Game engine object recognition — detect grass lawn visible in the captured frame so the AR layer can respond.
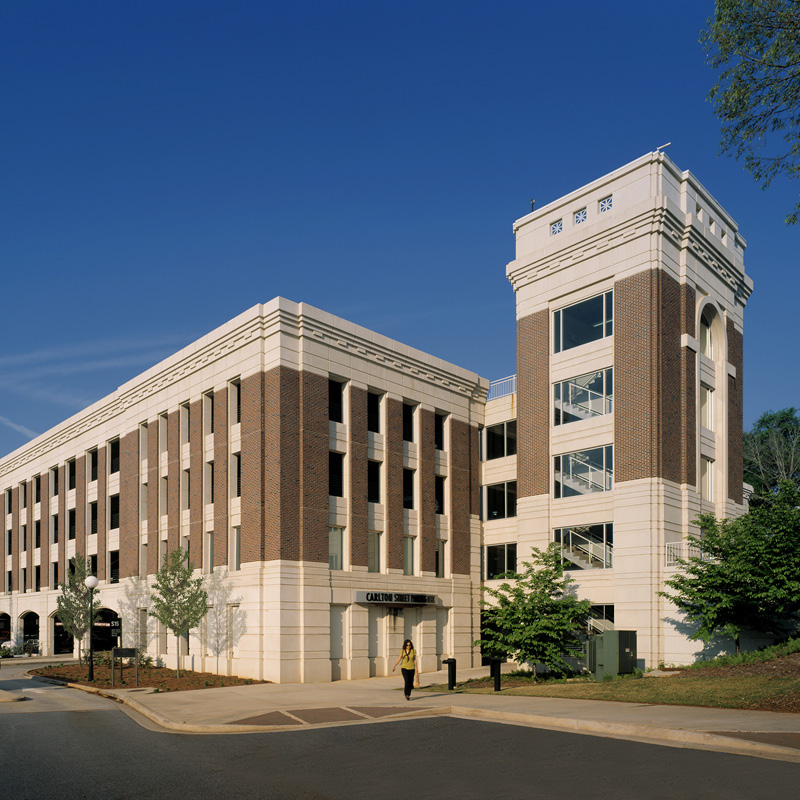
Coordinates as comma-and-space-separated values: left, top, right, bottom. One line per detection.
423, 647, 800, 713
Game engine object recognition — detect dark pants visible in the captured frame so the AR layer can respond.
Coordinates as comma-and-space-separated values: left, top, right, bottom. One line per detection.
401, 668, 415, 698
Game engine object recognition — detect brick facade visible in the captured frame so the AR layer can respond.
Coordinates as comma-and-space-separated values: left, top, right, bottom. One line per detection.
119, 430, 139, 579
147, 418, 160, 576
419, 409, 436, 574
349, 386, 369, 568
450, 418, 474, 576
212, 386, 229, 567
167, 410, 180, 553
615, 268, 687, 484
299, 371, 328, 563
681, 284, 697, 486
385, 398, 404, 571
97, 447, 107, 581
241, 372, 264, 564
40, 473, 49, 588
517, 310, 550, 498
189, 400, 203, 566
75, 456, 86, 557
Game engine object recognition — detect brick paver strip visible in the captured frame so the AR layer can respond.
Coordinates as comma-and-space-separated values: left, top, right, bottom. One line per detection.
288, 707, 366, 723
348, 706, 431, 718
227, 711, 303, 726
707, 731, 800, 751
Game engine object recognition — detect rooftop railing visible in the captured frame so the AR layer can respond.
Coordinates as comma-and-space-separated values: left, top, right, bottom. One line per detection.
487, 374, 516, 401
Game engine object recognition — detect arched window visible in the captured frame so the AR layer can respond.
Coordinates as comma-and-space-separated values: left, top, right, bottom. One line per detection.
699, 308, 714, 358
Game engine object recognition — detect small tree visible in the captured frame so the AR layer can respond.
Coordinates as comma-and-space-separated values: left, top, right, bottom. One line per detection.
204, 569, 247, 675
149, 548, 208, 677
56, 556, 99, 666
661, 482, 800, 654
475, 543, 591, 680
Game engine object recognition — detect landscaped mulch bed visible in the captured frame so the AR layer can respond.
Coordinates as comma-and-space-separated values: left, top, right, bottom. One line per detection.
31, 663, 268, 692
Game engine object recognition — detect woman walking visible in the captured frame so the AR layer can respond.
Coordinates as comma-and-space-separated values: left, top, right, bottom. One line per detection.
392, 639, 421, 700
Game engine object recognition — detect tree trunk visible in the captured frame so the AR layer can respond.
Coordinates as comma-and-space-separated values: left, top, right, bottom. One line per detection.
175, 633, 181, 678
734, 635, 741, 655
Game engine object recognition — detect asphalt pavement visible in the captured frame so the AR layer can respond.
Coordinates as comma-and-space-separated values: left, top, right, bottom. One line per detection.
5, 657, 800, 764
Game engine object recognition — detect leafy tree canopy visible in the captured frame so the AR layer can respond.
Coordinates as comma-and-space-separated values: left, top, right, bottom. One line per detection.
661, 481, 800, 653
149, 547, 208, 677
475, 543, 591, 679
56, 556, 99, 665
744, 407, 800, 498
702, 0, 800, 224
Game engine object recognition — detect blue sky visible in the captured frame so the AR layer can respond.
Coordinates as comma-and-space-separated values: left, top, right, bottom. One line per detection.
1, 1, 797, 457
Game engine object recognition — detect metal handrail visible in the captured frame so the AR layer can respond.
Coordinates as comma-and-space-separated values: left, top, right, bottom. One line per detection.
487, 375, 516, 400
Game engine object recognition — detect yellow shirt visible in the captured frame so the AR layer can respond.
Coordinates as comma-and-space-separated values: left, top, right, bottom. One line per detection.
400, 649, 417, 669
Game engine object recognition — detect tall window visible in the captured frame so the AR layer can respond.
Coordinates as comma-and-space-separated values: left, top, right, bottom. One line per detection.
484, 421, 516, 460
50, 468, 59, 496
109, 495, 120, 530
329, 452, 344, 497
109, 439, 120, 474
109, 551, 120, 583
434, 413, 446, 451
367, 392, 381, 433
34, 520, 40, 549
700, 457, 714, 501
34, 475, 41, 504
403, 469, 414, 509
554, 446, 613, 497
329, 379, 344, 423
435, 540, 445, 578
21, 482, 27, 508
367, 461, 380, 504
368, 530, 381, 573
232, 454, 242, 498
554, 523, 613, 570
699, 309, 715, 358
68, 460, 77, 491
328, 526, 343, 570
231, 526, 241, 571
180, 403, 191, 445
90, 502, 98, 535
229, 378, 242, 425
700, 385, 713, 430
203, 392, 215, 436
434, 476, 445, 515
68, 509, 76, 540
89, 449, 99, 482
485, 543, 517, 579
553, 291, 613, 353
554, 369, 613, 425
403, 536, 414, 576
402, 403, 415, 442
484, 481, 517, 520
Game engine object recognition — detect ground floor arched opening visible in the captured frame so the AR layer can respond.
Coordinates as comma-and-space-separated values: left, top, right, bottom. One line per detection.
0, 612, 10, 645
91, 608, 120, 653
21, 612, 39, 646
51, 613, 74, 655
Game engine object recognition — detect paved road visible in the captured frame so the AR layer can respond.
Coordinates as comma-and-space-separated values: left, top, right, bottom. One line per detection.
3, 665, 800, 800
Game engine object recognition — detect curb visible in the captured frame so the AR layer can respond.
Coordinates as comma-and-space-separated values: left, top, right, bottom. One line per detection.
25, 673, 800, 762
0, 689, 27, 703
447, 706, 800, 763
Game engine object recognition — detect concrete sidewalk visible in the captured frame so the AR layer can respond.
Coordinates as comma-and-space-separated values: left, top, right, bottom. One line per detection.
30, 663, 800, 763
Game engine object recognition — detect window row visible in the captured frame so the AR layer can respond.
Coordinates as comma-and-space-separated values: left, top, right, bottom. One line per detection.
329, 455, 447, 513
328, 380, 447, 450
3, 550, 121, 595
328, 526, 447, 578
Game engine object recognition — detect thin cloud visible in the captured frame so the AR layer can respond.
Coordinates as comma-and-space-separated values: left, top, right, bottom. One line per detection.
0, 415, 38, 440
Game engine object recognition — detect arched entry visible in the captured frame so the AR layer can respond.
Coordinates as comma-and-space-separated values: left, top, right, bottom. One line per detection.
91, 608, 120, 653
0, 612, 10, 645
51, 612, 74, 655
21, 612, 39, 645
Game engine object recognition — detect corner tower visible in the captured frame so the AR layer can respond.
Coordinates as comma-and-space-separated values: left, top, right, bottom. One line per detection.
506, 151, 753, 665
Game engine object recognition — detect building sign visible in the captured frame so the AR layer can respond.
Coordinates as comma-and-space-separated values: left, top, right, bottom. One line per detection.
110, 619, 121, 640
355, 591, 437, 606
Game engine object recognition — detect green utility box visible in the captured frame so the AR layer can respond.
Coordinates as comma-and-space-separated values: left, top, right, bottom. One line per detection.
588, 631, 637, 681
